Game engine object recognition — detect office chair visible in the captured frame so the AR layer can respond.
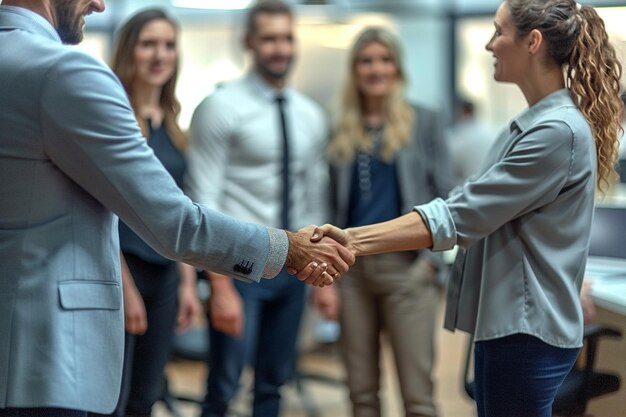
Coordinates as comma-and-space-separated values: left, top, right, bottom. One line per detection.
158, 275, 217, 417
462, 324, 622, 416
159, 276, 344, 417
161, 326, 345, 417
159, 325, 208, 417
293, 340, 347, 417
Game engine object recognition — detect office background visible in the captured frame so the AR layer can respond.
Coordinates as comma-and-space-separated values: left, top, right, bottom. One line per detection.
72, 0, 626, 132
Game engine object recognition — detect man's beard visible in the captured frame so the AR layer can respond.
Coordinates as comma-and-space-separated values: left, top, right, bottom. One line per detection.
55, 1, 83, 45
257, 57, 293, 81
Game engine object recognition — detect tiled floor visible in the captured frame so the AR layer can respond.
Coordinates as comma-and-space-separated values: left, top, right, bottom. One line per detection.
155, 298, 476, 417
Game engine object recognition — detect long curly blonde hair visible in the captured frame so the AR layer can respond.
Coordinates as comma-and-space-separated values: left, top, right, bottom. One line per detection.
507, 0, 623, 192
328, 27, 414, 164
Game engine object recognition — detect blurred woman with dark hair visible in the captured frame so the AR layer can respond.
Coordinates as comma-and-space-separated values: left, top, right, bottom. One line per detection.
108, 9, 201, 417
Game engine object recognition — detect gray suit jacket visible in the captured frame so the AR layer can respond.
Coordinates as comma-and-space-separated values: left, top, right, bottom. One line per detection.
0, 6, 286, 413
332, 104, 455, 226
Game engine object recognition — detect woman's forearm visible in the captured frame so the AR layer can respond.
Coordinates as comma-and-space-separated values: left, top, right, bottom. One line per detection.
346, 211, 433, 256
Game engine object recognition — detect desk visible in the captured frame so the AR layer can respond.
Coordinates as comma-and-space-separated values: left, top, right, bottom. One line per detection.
587, 258, 626, 316
585, 257, 626, 416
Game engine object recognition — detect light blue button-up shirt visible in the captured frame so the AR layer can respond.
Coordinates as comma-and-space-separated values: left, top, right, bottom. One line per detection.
416, 89, 595, 348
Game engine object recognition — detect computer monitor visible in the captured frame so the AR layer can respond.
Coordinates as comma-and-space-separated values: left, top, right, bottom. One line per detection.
588, 206, 626, 259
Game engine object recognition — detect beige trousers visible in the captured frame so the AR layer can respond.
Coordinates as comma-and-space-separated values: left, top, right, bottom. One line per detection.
339, 252, 439, 417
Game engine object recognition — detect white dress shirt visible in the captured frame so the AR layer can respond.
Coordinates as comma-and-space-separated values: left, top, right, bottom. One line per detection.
186, 72, 329, 229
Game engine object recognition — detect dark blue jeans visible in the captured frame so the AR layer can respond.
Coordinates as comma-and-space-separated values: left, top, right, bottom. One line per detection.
0, 409, 86, 417
202, 269, 305, 417
474, 333, 580, 417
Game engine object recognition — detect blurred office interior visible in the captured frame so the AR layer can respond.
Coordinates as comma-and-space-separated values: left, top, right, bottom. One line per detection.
73, 0, 626, 131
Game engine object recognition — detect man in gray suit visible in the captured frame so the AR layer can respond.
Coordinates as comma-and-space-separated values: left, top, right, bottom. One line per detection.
0, 1, 353, 416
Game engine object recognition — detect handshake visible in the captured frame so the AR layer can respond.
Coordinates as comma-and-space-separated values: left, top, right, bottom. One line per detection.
284, 224, 355, 287
283, 211, 431, 286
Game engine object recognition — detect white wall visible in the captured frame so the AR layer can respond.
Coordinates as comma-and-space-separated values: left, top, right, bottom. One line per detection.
397, 15, 451, 113
456, 6, 626, 128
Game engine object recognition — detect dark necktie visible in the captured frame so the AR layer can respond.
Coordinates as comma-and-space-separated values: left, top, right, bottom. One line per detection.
276, 95, 290, 230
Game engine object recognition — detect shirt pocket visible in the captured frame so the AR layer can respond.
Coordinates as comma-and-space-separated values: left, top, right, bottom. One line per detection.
58, 280, 121, 310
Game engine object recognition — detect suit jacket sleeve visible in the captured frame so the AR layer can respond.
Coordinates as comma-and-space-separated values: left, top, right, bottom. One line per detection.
416, 106, 456, 278
39, 50, 287, 282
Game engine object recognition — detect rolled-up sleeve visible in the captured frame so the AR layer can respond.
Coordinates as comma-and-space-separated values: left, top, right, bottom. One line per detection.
414, 198, 457, 251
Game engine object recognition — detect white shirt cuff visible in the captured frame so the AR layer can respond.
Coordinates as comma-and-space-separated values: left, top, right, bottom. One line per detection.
263, 227, 288, 278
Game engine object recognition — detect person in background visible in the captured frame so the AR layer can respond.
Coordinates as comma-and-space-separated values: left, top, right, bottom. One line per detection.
105, 9, 201, 417
310, 1, 623, 417
445, 97, 497, 184
0, 0, 353, 415
185, 1, 330, 416
313, 27, 455, 417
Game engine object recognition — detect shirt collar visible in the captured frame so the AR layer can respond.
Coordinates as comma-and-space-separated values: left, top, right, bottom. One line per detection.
510, 88, 574, 134
246, 70, 292, 102
0, 5, 61, 43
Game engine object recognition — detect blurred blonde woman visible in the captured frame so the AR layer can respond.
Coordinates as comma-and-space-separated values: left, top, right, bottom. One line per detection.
314, 27, 455, 417
106, 9, 201, 417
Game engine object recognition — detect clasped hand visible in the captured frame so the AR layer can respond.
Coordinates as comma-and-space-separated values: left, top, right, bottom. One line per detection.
286, 224, 354, 287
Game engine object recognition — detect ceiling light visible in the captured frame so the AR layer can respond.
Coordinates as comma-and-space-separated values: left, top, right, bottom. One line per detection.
172, 0, 254, 10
